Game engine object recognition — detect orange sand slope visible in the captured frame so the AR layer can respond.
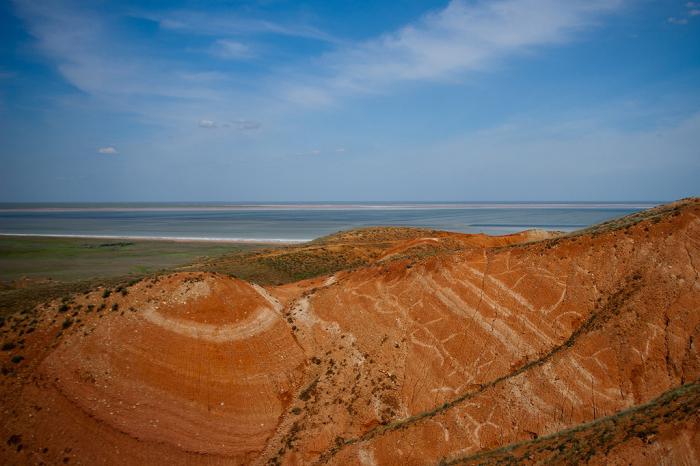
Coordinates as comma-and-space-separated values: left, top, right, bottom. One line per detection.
1, 198, 698, 465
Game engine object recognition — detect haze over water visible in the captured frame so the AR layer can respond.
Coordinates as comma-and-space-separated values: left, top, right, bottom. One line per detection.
0, 202, 656, 242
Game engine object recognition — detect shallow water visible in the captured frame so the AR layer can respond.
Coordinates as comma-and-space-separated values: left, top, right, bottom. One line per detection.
0, 202, 658, 242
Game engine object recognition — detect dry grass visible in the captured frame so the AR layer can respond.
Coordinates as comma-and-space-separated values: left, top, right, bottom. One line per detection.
192, 226, 453, 285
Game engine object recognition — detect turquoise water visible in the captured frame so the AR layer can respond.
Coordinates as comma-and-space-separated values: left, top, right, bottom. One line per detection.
0, 202, 657, 242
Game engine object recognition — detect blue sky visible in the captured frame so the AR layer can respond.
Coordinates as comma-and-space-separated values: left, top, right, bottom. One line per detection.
0, 0, 699, 202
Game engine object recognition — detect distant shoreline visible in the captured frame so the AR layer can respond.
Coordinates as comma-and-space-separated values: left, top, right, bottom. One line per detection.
0, 203, 652, 240
0, 202, 657, 213
0, 233, 309, 244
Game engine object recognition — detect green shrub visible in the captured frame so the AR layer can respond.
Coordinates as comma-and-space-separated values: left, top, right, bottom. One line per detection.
1, 342, 16, 351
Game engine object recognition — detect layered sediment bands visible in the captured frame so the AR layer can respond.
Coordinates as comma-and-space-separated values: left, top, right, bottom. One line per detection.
7, 274, 306, 464
1, 199, 699, 465
446, 381, 700, 465
260, 201, 700, 465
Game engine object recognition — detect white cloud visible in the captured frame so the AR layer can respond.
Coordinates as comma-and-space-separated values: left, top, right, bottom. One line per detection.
211, 39, 253, 60
283, 0, 626, 105
97, 146, 118, 154
12, 0, 232, 104
284, 86, 334, 107
233, 119, 261, 130
13, 0, 638, 150
148, 9, 338, 43
14, 0, 630, 126
199, 118, 261, 130
667, 2, 700, 25
198, 119, 217, 128
292, 149, 322, 156
293, 147, 348, 156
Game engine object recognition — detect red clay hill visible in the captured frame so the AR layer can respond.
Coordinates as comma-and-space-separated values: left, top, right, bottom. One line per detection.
1, 199, 699, 465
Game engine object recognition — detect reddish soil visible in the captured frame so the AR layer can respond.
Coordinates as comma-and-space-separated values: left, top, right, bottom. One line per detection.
1, 199, 698, 465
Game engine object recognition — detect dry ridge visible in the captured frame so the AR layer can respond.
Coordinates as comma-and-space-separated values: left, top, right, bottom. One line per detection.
0, 198, 698, 465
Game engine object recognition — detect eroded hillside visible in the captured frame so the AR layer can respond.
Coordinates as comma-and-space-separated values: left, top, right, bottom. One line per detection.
0, 199, 698, 465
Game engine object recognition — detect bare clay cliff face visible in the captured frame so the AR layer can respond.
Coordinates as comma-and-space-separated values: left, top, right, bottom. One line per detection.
266, 200, 700, 465
1, 199, 698, 465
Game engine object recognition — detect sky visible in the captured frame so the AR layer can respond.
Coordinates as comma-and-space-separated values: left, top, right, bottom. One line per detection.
0, 0, 699, 202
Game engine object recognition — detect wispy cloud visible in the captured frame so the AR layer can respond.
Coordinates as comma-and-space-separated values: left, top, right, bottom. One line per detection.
147, 9, 339, 44
97, 146, 118, 154
198, 119, 217, 128
292, 149, 322, 156
12, 0, 230, 102
14, 0, 629, 119
12, 0, 630, 136
232, 120, 261, 131
200, 119, 261, 130
283, 0, 626, 105
293, 147, 347, 156
668, 1, 700, 24
210, 39, 253, 60
11, 0, 270, 132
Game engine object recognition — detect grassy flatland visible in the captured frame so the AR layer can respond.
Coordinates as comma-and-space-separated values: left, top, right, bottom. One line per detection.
0, 236, 265, 317
0, 227, 452, 316
0, 236, 263, 282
